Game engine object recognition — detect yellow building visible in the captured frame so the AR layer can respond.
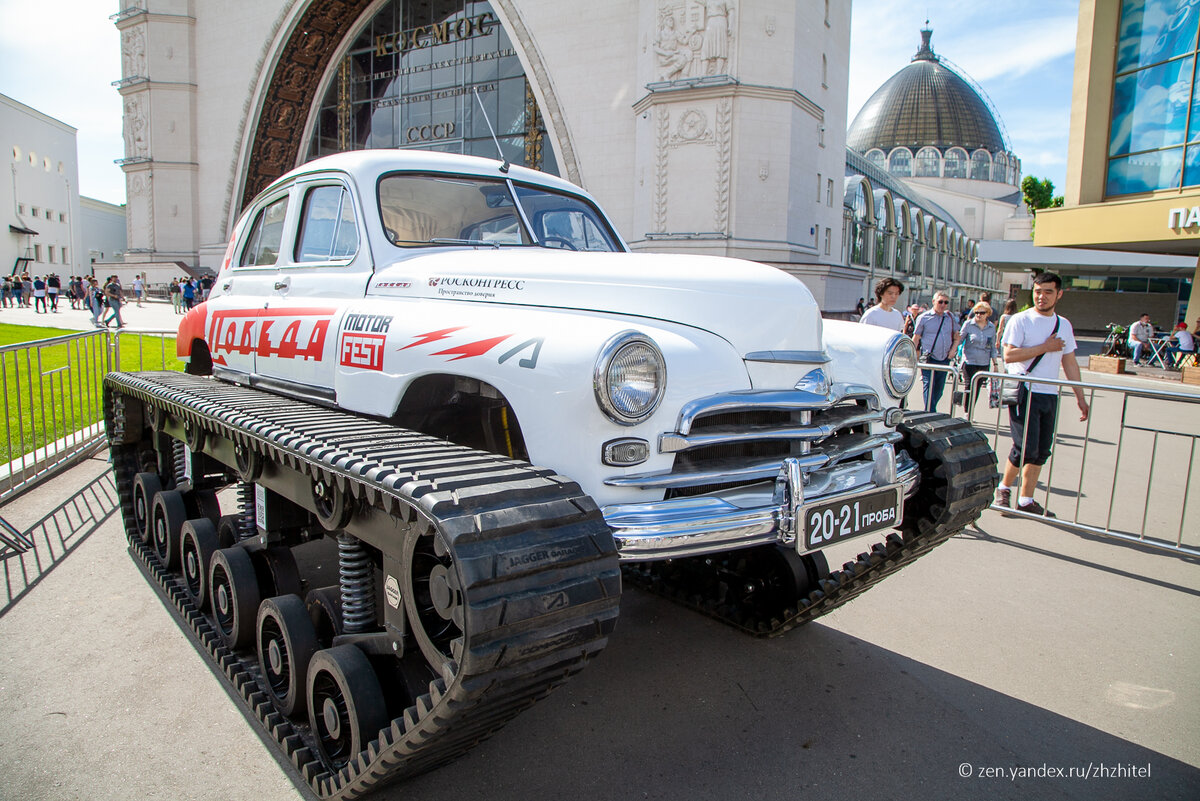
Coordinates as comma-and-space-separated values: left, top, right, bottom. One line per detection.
1036, 0, 1200, 326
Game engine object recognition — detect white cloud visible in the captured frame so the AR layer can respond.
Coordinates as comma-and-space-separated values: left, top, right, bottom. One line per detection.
0, 0, 126, 204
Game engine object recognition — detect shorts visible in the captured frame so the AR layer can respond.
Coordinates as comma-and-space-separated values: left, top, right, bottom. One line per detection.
1008, 391, 1058, 467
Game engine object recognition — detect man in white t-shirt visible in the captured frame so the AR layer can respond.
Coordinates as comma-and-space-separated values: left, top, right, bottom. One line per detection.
1168, 323, 1195, 367
995, 272, 1089, 517
859, 277, 905, 332
1127, 313, 1153, 364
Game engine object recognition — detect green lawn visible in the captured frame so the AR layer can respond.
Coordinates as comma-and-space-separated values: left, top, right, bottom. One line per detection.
1, 323, 183, 463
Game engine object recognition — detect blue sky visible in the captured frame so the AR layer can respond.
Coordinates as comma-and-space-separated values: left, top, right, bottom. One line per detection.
0, 0, 1080, 207
0, 0, 124, 205
850, 0, 1080, 197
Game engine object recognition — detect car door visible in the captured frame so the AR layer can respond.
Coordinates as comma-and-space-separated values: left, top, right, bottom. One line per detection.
254, 176, 372, 397
207, 189, 292, 381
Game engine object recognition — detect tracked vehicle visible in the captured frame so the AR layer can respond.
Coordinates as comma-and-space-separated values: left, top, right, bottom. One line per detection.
105, 150, 997, 798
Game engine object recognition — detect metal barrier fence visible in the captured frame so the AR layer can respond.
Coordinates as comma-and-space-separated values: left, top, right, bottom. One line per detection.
2, 338, 1194, 558
910, 361, 1200, 559
0, 329, 177, 507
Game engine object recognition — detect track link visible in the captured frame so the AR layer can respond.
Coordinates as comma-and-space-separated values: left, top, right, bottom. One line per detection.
104, 372, 621, 799
623, 412, 997, 637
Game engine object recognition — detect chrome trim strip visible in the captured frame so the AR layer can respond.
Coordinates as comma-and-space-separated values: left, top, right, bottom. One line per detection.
744, 350, 831, 364
675, 385, 880, 435
606, 431, 902, 488
248, 374, 338, 405
604, 456, 822, 489
659, 407, 884, 453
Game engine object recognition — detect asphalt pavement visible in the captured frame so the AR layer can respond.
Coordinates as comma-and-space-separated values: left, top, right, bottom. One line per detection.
2, 298, 1197, 800
1, 451, 1197, 801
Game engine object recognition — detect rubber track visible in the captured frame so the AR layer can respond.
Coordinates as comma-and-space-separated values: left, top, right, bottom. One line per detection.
104, 372, 621, 800
623, 412, 998, 637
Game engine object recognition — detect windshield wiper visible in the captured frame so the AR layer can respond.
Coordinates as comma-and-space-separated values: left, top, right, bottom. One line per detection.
428, 237, 501, 248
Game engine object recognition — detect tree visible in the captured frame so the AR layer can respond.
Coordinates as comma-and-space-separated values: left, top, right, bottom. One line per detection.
1021, 176, 1064, 235
1021, 176, 1064, 214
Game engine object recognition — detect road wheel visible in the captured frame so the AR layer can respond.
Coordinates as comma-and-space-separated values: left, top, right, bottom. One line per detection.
150, 490, 188, 570
131, 472, 162, 543
180, 518, 219, 609
307, 645, 388, 770
257, 595, 319, 717
209, 547, 261, 650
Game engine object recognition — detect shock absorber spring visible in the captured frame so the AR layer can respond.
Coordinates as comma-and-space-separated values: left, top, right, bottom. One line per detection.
172, 440, 187, 484
236, 481, 256, 541
338, 533, 376, 634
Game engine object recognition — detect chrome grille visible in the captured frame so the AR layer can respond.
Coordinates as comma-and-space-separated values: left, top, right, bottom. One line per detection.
604, 385, 901, 493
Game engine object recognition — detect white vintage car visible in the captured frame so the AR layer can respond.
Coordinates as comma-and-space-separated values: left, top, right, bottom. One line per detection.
179, 149, 925, 562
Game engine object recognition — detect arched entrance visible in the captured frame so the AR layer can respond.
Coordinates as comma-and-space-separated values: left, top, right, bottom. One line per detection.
242, 0, 559, 207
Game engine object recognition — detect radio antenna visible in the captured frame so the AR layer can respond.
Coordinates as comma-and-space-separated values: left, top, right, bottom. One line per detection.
473, 87, 510, 173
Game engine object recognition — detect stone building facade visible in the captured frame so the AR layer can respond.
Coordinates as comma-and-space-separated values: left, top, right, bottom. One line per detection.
113, 0, 865, 309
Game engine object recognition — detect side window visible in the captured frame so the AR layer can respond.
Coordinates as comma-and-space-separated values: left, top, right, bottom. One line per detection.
512, 184, 620, 251
295, 185, 359, 263
239, 196, 289, 267
536, 210, 612, 251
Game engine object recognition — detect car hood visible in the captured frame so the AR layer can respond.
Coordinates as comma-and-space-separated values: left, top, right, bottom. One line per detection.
368, 248, 822, 354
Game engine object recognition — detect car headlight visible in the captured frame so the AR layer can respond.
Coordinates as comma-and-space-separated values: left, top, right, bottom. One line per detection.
884, 335, 918, 398
594, 332, 666, 425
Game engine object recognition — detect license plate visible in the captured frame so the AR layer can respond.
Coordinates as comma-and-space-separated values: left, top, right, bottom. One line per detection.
800, 485, 902, 553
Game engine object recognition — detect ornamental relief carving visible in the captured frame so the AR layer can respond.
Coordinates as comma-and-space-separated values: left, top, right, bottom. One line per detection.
669, 108, 712, 147
653, 0, 737, 82
123, 95, 148, 158
121, 26, 147, 78
243, 0, 375, 206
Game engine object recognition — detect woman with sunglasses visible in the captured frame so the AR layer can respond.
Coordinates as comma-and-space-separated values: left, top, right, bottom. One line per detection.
958, 301, 997, 414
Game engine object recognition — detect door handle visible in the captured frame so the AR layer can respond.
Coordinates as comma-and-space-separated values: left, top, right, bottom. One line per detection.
222, 282, 231, 290
274, 281, 289, 291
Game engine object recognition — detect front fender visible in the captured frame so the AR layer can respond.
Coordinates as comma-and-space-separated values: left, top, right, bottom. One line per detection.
177, 302, 208, 362
822, 318, 906, 403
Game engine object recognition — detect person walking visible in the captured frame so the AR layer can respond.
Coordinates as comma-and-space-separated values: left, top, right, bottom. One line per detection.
911, 291, 960, 412
978, 292, 999, 326
996, 298, 1018, 343
995, 272, 1089, 517
859, 278, 906, 331
21, 273, 32, 307
102, 275, 126, 328
32, 275, 47, 313
87, 277, 104, 327
1, 276, 11, 308
958, 301, 997, 415
902, 303, 921, 337
1127, 313, 1154, 364
169, 278, 182, 314
47, 273, 60, 311
182, 278, 195, 310
132, 273, 145, 307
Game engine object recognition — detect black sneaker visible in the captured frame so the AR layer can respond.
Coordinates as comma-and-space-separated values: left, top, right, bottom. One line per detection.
1017, 499, 1056, 518
995, 487, 1011, 508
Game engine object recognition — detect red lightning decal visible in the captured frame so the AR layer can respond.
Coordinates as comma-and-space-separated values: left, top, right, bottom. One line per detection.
432, 334, 512, 361
401, 326, 468, 350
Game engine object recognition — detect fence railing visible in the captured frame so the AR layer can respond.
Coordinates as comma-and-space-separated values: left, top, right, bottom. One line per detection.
0, 329, 177, 505
2, 339, 1195, 559
950, 367, 1199, 558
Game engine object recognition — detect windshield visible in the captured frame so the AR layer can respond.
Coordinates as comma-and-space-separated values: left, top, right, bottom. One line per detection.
377, 172, 621, 252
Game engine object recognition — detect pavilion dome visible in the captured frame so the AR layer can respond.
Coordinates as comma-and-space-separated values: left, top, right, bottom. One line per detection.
847, 28, 1007, 155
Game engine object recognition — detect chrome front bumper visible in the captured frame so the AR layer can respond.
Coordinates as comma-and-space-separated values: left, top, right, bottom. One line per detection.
602, 446, 920, 561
